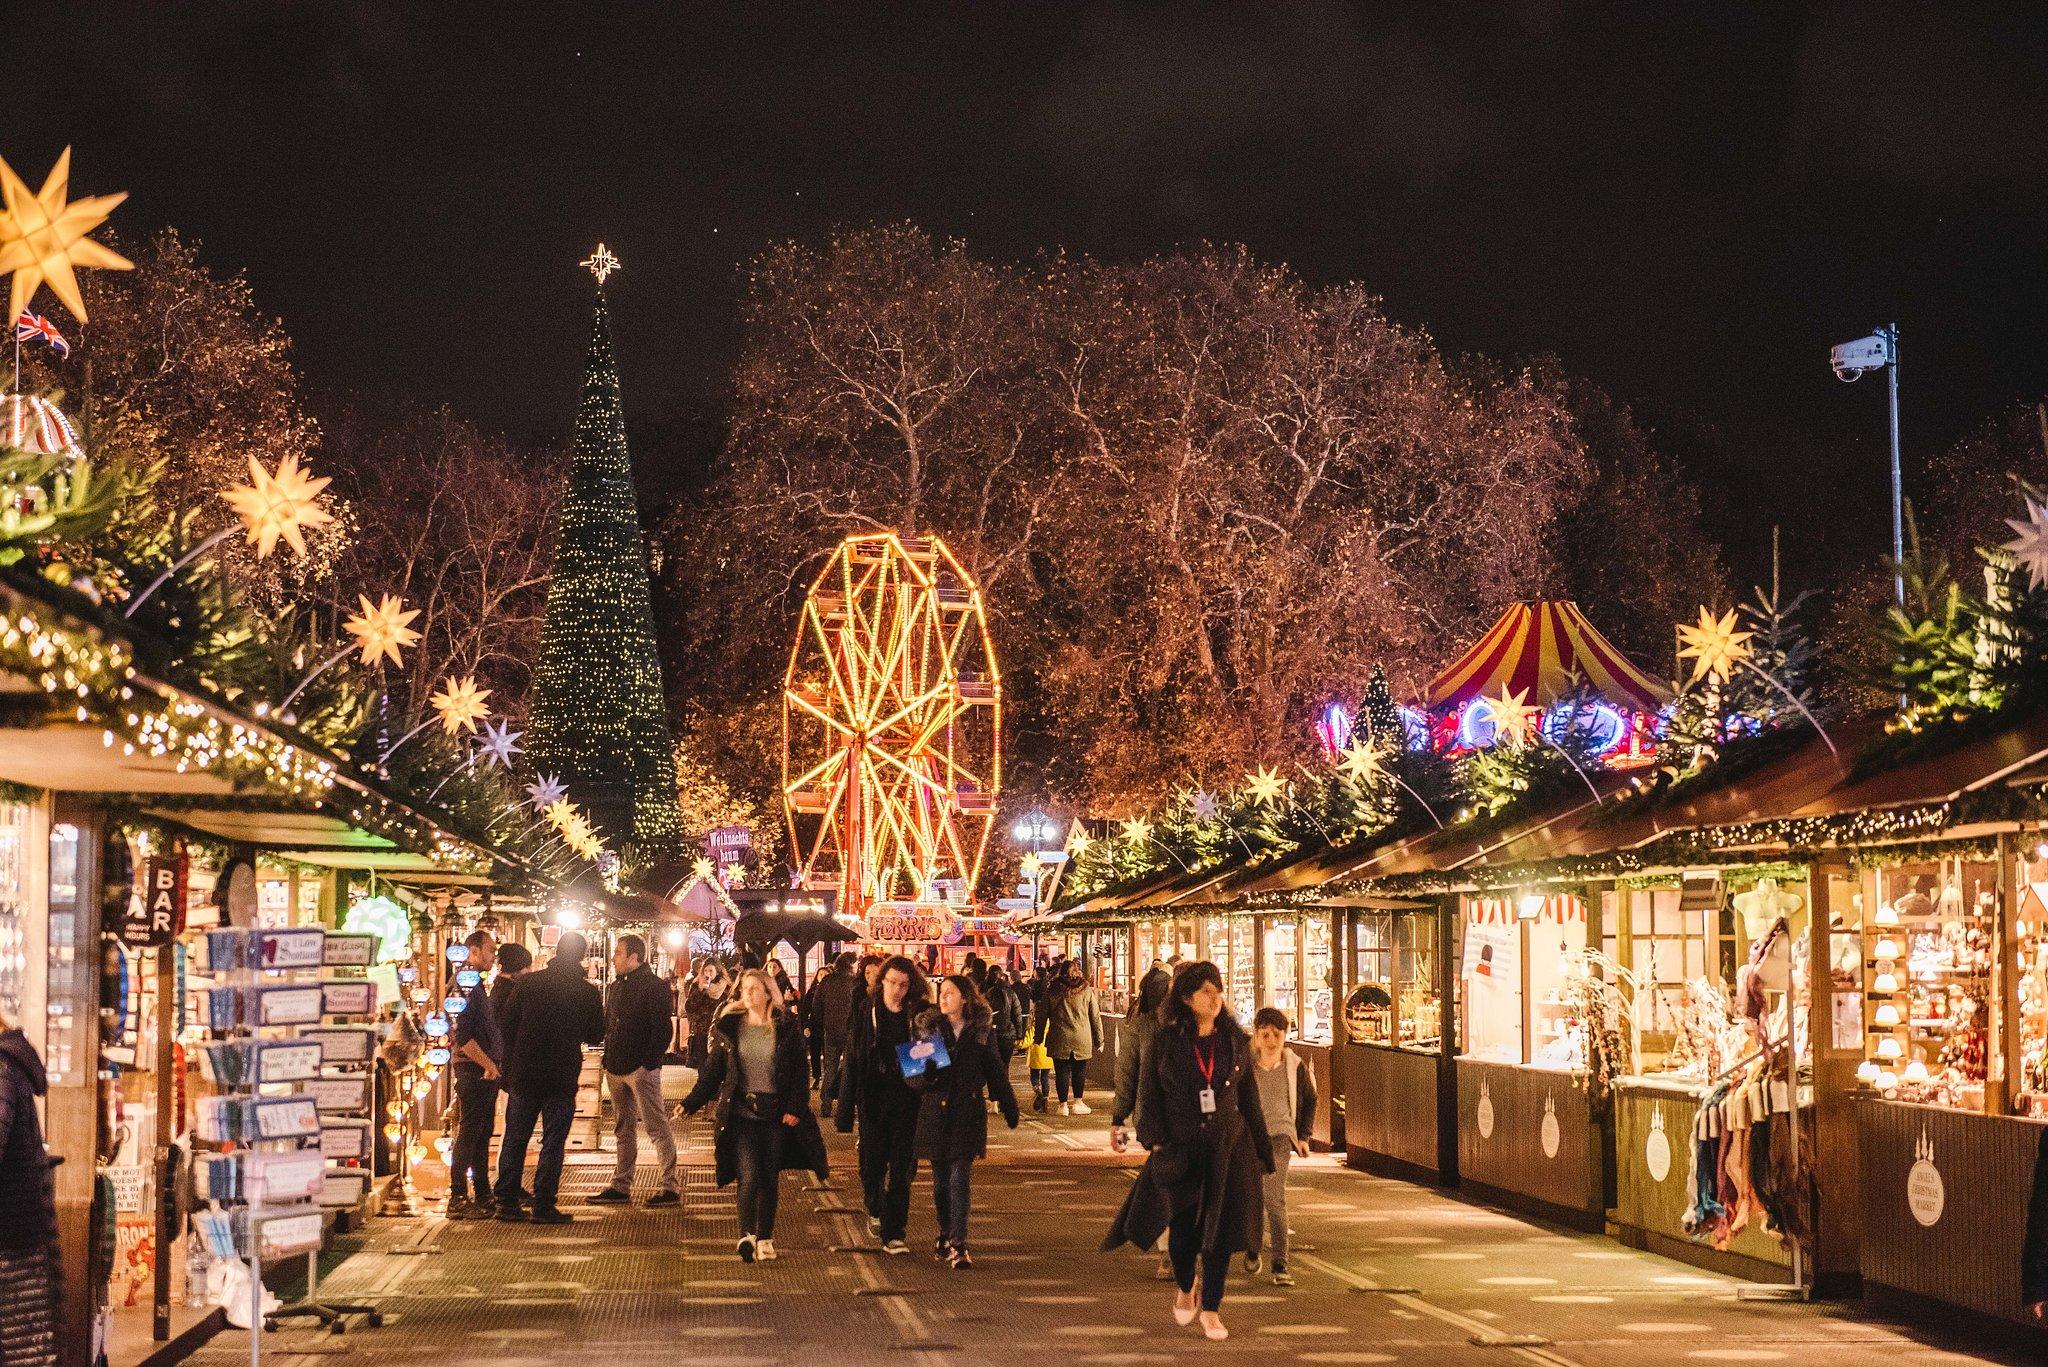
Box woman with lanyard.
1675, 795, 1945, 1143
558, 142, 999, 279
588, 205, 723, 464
1103, 961, 1273, 1342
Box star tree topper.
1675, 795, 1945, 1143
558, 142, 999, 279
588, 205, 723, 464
0, 147, 132, 322
582, 243, 620, 285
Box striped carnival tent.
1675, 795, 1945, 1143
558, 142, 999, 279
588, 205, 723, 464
1426, 600, 1669, 715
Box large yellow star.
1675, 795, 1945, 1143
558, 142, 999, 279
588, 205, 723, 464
1486, 687, 1540, 745
1120, 815, 1153, 847
691, 855, 717, 881
1244, 764, 1287, 807
0, 148, 132, 323
1067, 831, 1093, 859
430, 676, 492, 735
1337, 739, 1384, 786
1677, 606, 1755, 686
344, 593, 421, 668
222, 453, 334, 559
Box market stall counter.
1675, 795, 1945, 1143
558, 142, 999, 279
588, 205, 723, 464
1452, 893, 1607, 1227
1857, 1098, 2048, 1334
1610, 1075, 1793, 1280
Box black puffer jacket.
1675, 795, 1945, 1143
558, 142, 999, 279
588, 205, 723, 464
0, 1028, 55, 1251
810, 966, 860, 1046
680, 1013, 829, 1188
910, 1003, 1019, 1164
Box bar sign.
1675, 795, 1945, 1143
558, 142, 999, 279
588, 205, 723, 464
123, 855, 187, 948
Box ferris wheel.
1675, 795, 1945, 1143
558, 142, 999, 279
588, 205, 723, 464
783, 531, 1001, 918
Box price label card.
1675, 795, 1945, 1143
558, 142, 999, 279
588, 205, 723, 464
246, 1152, 326, 1205
258, 928, 326, 971
300, 1027, 375, 1065
321, 981, 376, 1017
256, 1041, 324, 1084
318, 1169, 369, 1208
256, 986, 324, 1027
305, 1076, 370, 1113
255, 1209, 324, 1259
253, 1097, 320, 1139
322, 934, 376, 968
320, 1120, 371, 1160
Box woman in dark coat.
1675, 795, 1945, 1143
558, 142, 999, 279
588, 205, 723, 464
680, 969, 829, 1262
0, 1009, 57, 1367
1103, 961, 1272, 1343
912, 975, 1020, 1268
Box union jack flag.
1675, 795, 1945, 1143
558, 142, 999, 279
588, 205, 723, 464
14, 312, 69, 359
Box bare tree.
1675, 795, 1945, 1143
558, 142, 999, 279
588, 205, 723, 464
317, 406, 559, 726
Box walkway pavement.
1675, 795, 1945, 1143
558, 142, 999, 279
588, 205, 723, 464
190, 1064, 2033, 1366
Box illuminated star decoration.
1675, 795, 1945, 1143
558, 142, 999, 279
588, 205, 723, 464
477, 719, 524, 769
222, 453, 334, 558
1485, 687, 1540, 745
1067, 831, 1093, 858
2002, 496, 2048, 591
1676, 606, 1756, 686
1120, 815, 1153, 847
430, 676, 492, 735
0, 147, 132, 322
344, 593, 421, 668
1189, 788, 1220, 823
1244, 765, 1287, 807
526, 774, 567, 811
582, 243, 620, 285
1337, 739, 1384, 786
691, 855, 717, 881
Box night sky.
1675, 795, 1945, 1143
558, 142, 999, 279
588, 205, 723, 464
22, 4, 2048, 586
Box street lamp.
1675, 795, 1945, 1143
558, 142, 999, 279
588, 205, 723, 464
1831, 324, 1903, 606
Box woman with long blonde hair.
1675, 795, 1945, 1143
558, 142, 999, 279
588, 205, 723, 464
681, 968, 829, 1261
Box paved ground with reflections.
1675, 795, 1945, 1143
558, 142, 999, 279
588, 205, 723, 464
188, 1061, 2037, 1366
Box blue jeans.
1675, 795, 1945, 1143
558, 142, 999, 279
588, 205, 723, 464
931, 1157, 973, 1249
495, 1090, 574, 1210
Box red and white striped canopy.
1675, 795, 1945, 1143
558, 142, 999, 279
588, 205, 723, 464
1426, 600, 1669, 715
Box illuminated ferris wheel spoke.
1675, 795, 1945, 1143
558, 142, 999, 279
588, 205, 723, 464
784, 531, 1001, 919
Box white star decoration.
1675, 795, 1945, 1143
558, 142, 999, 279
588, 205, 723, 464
2003, 496, 2048, 591
478, 719, 524, 770
526, 774, 567, 811
1189, 788, 1220, 823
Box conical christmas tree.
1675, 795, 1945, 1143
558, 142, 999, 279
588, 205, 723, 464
1362, 665, 1403, 750
527, 261, 683, 856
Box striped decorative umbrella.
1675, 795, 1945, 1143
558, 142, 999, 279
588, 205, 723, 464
1426, 601, 1669, 715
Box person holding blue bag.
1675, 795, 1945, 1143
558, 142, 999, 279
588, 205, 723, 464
911, 975, 1019, 1268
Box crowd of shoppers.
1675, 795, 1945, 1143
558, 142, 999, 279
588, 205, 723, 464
420, 928, 1309, 1342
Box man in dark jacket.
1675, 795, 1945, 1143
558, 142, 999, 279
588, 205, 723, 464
591, 933, 681, 1206
835, 956, 927, 1254
495, 931, 604, 1223
0, 1014, 57, 1367
810, 952, 860, 1120
447, 929, 503, 1219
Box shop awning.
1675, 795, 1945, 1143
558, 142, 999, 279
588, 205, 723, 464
1426, 600, 1670, 714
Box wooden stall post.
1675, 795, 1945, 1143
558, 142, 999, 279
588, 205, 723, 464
1992, 832, 2017, 1115
1806, 856, 1862, 1296
1436, 893, 1459, 1185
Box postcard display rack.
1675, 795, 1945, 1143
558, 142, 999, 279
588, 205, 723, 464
192, 927, 383, 1353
